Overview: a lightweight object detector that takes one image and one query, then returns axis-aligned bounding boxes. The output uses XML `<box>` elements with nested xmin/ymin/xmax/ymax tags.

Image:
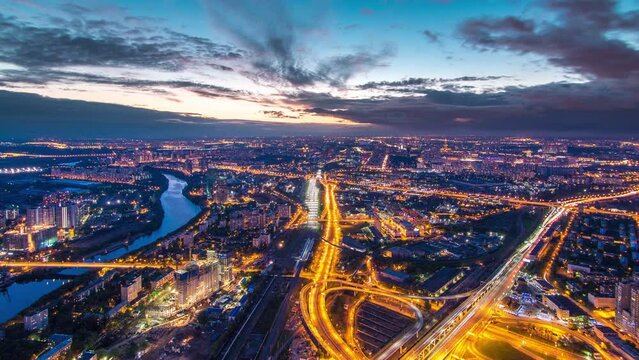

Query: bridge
<box><xmin>320</xmin><ymin>279</ymin><xmax>475</xmax><ymax>301</ymax></box>
<box><xmin>0</xmin><ymin>261</ymin><xmax>167</xmax><ymax>269</ymax></box>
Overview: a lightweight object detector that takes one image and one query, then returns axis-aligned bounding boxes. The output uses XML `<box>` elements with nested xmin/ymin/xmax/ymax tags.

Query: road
<box><xmin>257</xmin><ymin>175</ymin><xmax>319</xmax><ymax>360</ymax></box>
<box><xmin>299</xmin><ymin>181</ymin><xmax>430</xmax><ymax>359</ymax></box>
<box><xmin>299</xmin><ymin>180</ymin><xmax>360</xmax><ymax>359</ymax></box>
<box><xmin>401</xmin><ymin>188</ymin><xmax>639</xmax><ymax>360</ymax></box>
<box><xmin>208</xmin><ymin>164</ymin><xmax>309</xmax><ymax>180</ymax></box>
<box><xmin>206</xmin><ymin>165</ymin><xmax>639</xmax><ymax>359</ymax></box>
<box><xmin>447</xmin><ymin>310</ymin><xmax>615</xmax><ymax>360</ymax></box>
<box><xmin>399</xmin><ymin>207</ymin><xmax>565</xmax><ymax>360</ymax></box>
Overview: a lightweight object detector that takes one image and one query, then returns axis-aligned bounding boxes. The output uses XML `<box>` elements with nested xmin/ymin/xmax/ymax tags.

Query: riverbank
<box><xmin>64</xmin><ymin>169</ymin><xmax>170</xmax><ymax>258</ymax></box>
<box><xmin>144</xmin><ymin>167</ymin><xmax>205</xmax><ymax>206</ymax></box>
<box><xmin>0</xmin><ymin>174</ymin><xmax>201</xmax><ymax>324</ymax></box>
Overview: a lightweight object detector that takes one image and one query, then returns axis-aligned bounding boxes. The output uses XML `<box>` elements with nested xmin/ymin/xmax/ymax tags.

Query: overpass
<box><xmin>319</xmin><ymin>279</ymin><xmax>475</xmax><ymax>301</ymax></box>
<box><xmin>400</xmin><ymin>188</ymin><xmax>639</xmax><ymax>359</ymax></box>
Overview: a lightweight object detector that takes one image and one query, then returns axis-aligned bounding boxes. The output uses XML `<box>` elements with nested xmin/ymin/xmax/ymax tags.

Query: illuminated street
<box><xmin>2</xmin><ymin>1</ymin><xmax>639</xmax><ymax>358</ymax></box>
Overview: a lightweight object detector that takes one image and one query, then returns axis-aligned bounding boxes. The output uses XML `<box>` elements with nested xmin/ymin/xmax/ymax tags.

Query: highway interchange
<box><xmin>3</xmin><ymin>164</ymin><xmax>638</xmax><ymax>359</ymax></box>
<box><xmin>296</xmin><ymin>172</ymin><xmax>639</xmax><ymax>360</ymax></box>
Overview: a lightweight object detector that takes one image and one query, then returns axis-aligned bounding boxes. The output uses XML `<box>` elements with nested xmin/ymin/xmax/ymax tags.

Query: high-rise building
<box><xmin>252</xmin><ymin>233</ymin><xmax>271</xmax><ymax>248</ymax></box>
<box><xmin>2</xmin><ymin>226</ymin><xmax>57</xmax><ymax>252</ymax></box>
<box><xmin>175</xmin><ymin>264</ymin><xmax>200</xmax><ymax>308</ymax></box>
<box><xmin>218</xmin><ymin>251</ymin><xmax>233</xmax><ymax>286</ymax></box>
<box><xmin>120</xmin><ymin>275</ymin><xmax>142</xmax><ymax>304</ymax></box>
<box><xmin>212</xmin><ymin>186</ymin><xmax>230</xmax><ymax>203</ymax></box>
<box><xmin>54</xmin><ymin>204</ymin><xmax>78</xmax><ymax>229</ymax></box>
<box><xmin>174</xmin><ymin>256</ymin><xmax>221</xmax><ymax>309</ymax></box>
<box><xmin>277</xmin><ymin>204</ymin><xmax>291</xmax><ymax>218</ymax></box>
<box><xmin>615</xmin><ymin>281</ymin><xmax>639</xmax><ymax>336</ymax></box>
<box><xmin>207</xmin><ymin>250</ymin><xmax>220</xmax><ymax>290</ymax></box>
<box><xmin>24</xmin><ymin>308</ymin><xmax>48</xmax><ymax>332</ymax></box>
<box><xmin>2</xmin><ymin>207</ymin><xmax>19</xmax><ymax>220</ymax></box>
<box><xmin>26</xmin><ymin>207</ymin><xmax>55</xmax><ymax>227</ymax></box>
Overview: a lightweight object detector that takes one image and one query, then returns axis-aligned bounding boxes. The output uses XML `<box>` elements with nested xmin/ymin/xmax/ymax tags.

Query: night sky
<box><xmin>0</xmin><ymin>0</ymin><xmax>638</xmax><ymax>138</ymax></box>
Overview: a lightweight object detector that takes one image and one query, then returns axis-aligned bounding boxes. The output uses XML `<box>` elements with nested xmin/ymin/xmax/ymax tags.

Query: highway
<box><xmin>494</xmin><ymin>313</ymin><xmax>615</xmax><ymax>360</ymax></box>
<box><xmin>300</xmin><ymin>180</ymin><xmax>360</xmax><ymax>359</ymax></box>
<box><xmin>401</xmin><ymin>188</ymin><xmax>639</xmax><ymax>360</ymax></box>
<box><xmin>312</xmin><ymin>279</ymin><xmax>475</xmax><ymax>301</ymax></box>
<box><xmin>201</xmin><ymin>165</ymin><xmax>639</xmax><ymax>359</ymax></box>
<box><xmin>300</xmin><ymin>180</ymin><xmax>447</xmax><ymax>359</ymax></box>
<box><xmin>399</xmin><ymin>206</ymin><xmax>565</xmax><ymax>359</ymax></box>
<box><xmin>208</xmin><ymin>164</ymin><xmax>309</xmax><ymax>180</ymax></box>
<box><xmin>447</xmin><ymin>309</ymin><xmax>614</xmax><ymax>360</ymax></box>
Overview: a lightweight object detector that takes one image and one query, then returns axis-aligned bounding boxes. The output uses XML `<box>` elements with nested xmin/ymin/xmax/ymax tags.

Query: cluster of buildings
<box><xmin>175</xmin><ymin>250</ymin><xmax>233</xmax><ymax>309</ymax></box>
<box><xmin>2</xmin><ymin>204</ymin><xmax>80</xmax><ymax>252</ymax></box>
<box><xmin>227</xmin><ymin>204</ymin><xmax>290</xmax><ymax>232</ymax></box>
<box><xmin>373</xmin><ymin>212</ymin><xmax>421</xmax><ymax>239</ymax></box>
<box><xmin>50</xmin><ymin>165</ymin><xmax>150</xmax><ymax>184</ymax></box>
<box><xmin>548</xmin><ymin>216</ymin><xmax>639</xmax><ymax>315</ymax></box>
<box><xmin>383</xmin><ymin>233</ymin><xmax>503</xmax><ymax>261</ymax></box>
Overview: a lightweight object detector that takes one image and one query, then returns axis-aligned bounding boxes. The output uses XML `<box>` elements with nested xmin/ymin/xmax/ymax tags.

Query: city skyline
<box><xmin>3</xmin><ymin>2</ymin><xmax>639</xmax><ymax>358</ymax></box>
<box><xmin>1</xmin><ymin>0</ymin><xmax>638</xmax><ymax>138</ymax></box>
<box><xmin>3</xmin><ymin>137</ymin><xmax>639</xmax><ymax>360</ymax></box>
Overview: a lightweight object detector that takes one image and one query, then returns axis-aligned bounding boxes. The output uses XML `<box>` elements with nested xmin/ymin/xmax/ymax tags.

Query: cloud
<box><xmin>317</xmin><ymin>46</ymin><xmax>395</xmax><ymax>86</ymax></box>
<box><xmin>204</xmin><ymin>0</ymin><xmax>395</xmax><ymax>87</ymax></box>
<box><xmin>422</xmin><ymin>30</ymin><xmax>440</xmax><ymax>43</ymax></box>
<box><xmin>459</xmin><ymin>0</ymin><xmax>639</xmax><ymax>79</ymax></box>
<box><xmin>0</xmin><ymin>13</ymin><xmax>242</xmax><ymax>72</ymax></box>
<box><xmin>204</xmin><ymin>0</ymin><xmax>317</xmax><ymax>86</ymax></box>
<box><xmin>2</xmin><ymin>0</ymin><xmax>637</xmax><ymax>138</ymax></box>
<box><xmin>358</xmin><ymin>76</ymin><xmax>508</xmax><ymax>91</ymax></box>
<box><xmin>289</xmin><ymin>76</ymin><xmax>639</xmax><ymax>135</ymax></box>
<box><xmin>0</xmin><ymin>68</ymin><xmax>247</xmax><ymax>100</ymax></box>
<box><xmin>261</xmin><ymin>110</ymin><xmax>299</xmax><ymax>119</ymax></box>
<box><xmin>0</xmin><ymin>90</ymin><xmax>360</xmax><ymax>139</ymax></box>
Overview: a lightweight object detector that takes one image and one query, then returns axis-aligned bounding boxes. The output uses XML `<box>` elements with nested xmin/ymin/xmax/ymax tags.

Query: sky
<box><xmin>0</xmin><ymin>0</ymin><xmax>638</xmax><ymax>138</ymax></box>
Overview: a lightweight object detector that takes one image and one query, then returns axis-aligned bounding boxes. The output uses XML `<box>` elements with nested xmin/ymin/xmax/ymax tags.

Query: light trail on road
<box><xmin>401</xmin><ymin>188</ymin><xmax>639</xmax><ymax>360</ymax></box>
<box><xmin>305</xmin><ymin>170</ymin><xmax>321</xmax><ymax>229</ymax></box>
<box><xmin>181</xmin><ymin>164</ymin><xmax>639</xmax><ymax>359</ymax></box>
<box><xmin>400</xmin><ymin>207</ymin><xmax>566</xmax><ymax>359</ymax></box>
<box><xmin>300</xmin><ymin>180</ymin><xmax>360</xmax><ymax>359</ymax></box>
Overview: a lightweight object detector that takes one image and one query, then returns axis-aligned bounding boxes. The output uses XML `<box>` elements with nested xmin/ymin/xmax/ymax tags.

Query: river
<box><xmin>0</xmin><ymin>174</ymin><xmax>201</xmax><ymax>323</ymax></box>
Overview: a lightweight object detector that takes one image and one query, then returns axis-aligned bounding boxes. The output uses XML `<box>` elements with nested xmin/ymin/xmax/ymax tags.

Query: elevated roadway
<box><xmin>401</xmin><ymin>188</ymin><xmax>639</xmax><ymax>359</ymax></box>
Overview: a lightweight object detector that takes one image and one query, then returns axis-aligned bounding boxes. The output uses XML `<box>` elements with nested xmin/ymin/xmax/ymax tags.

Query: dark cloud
<box><xmin>261</xmin><ymin>110</ymin><xmax>299</xmax><ymax>119</ymax></box>
<box><xmin>0</xmin><ymin>68</ymin><xmax>247</xmax><ymax>100</ymax></box>
<box><xmin>358</xmin><ymin>76</ymin><xmax>508</xmax><ymax>91</ymax></box>
<box><xmin>0</xmin><ymin>12</ymin><xmax>242</xmax><ymax>72</ymax></box>
<box><xmin>459</xmin><ymin>0</ymin><xmax>639</xmax><ymax>79</ymax></box>
<box><xmin>317</xmin><ymin>46</ymin><xmax>395</xmax><ymax>86</ymax></box>
<box><xmin>422</xmin><ymin>30</ymin><xmax>440</xmax><ymax>43</ymax></box>
<box><xmin>290</xmin><ymin>76</ymin><xmax>639</xmax><ymax>136</ymax></box>
<box><xmin>331</xmin><ymin>0</ymin><xmax>639</xmax><ymax>135</ymax></box>
<box><xmin>0</xmin><ymin>90</ymin><xmax>360</xmax><ymax>139</ymax></box>
<box><xmin>204</xmin><ymin>0</ymin><xmax>395</xmax><ymax>86</ymax></box>
<box><xmin>2</xmin><ymin>0</ymin><xmax>637</xmax><ymax>138</ymax></box>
